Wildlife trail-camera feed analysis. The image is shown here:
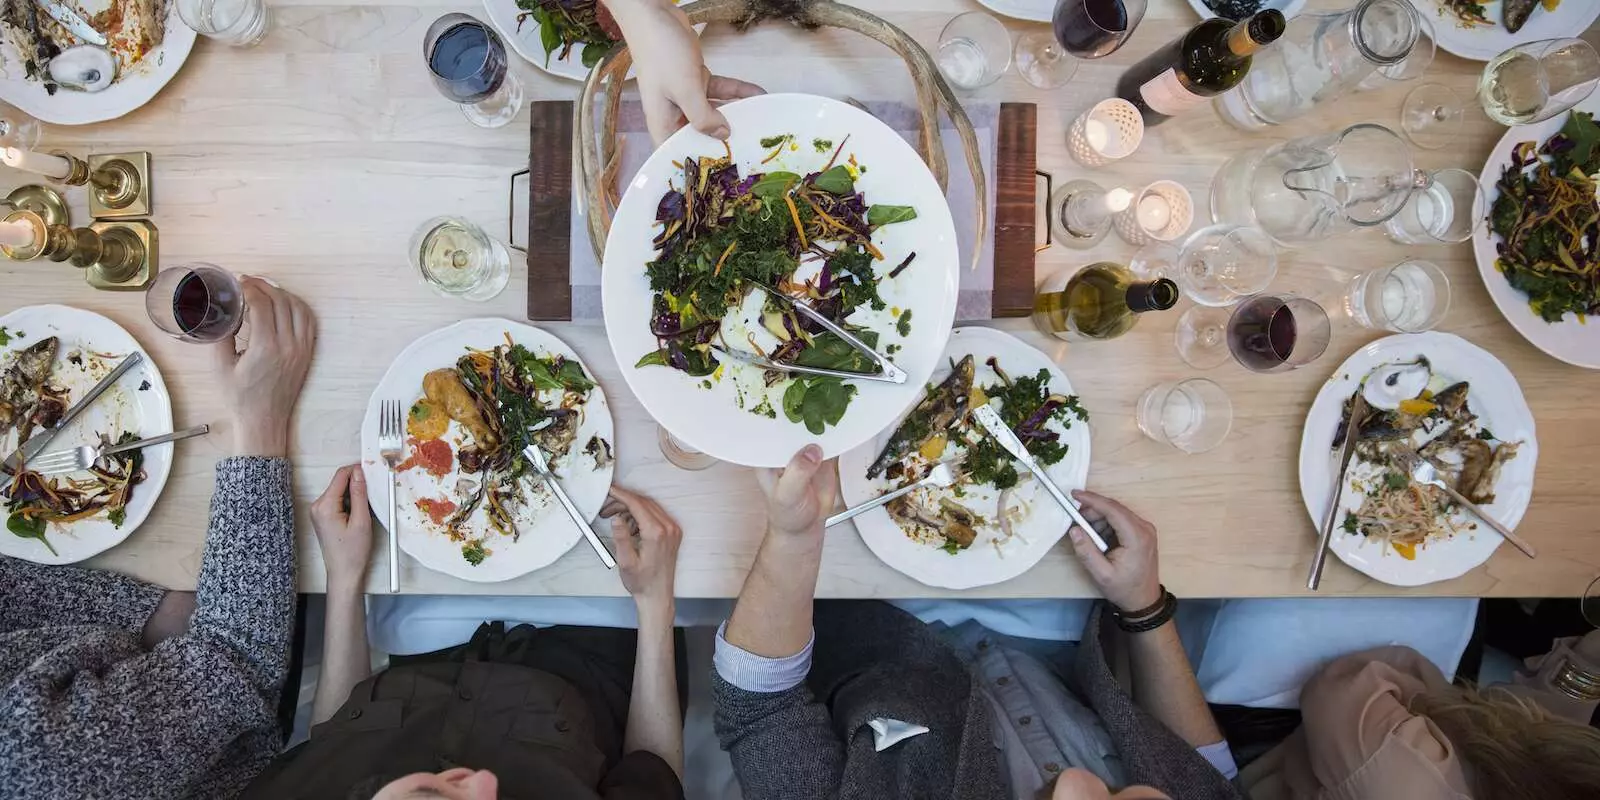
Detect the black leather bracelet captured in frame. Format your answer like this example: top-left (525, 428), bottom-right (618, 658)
top-left (1114, 585), bottom-right (1169, 621)
top-left (1113, 589), bottom-right (1177, 634)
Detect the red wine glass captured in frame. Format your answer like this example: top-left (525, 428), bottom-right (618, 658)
top-left (146, 263), bottom-right (246, 345)
top-left (1225, 294), bottom-right (1331, 374)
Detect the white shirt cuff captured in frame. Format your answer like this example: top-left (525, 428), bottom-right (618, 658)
top-left (713, 621), bottom-right (815, 693)
top-left (1196, 740), bottom-right (1238, 780)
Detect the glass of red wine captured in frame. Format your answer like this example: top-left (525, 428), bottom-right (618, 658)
top-left (146, 264), bottom-right (246, 345)
top-left (424, 13), bottom-right (524, 128)
top-left (1226, 294), bottom-right (1332, 374)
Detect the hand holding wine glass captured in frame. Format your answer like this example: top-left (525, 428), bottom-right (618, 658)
top-left (212, 278), bottom-right (317, 458)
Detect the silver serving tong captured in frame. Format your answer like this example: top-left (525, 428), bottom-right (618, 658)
top-left (710, 286), bottom-right (908, 384)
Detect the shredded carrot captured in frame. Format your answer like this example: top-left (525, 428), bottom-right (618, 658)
top-left (712, 241), bottom-right (737, 276)
top-left (823, 134), bottom-right (851, 172)
top-left (48, 507), bottom-right (105, 524)
top-left (503, 330), bottom-right (514, 348)
top-left (784, 194), bottom-right (809, 249)
top-left (671, 160), bottom-right (683, 169)
top-left (761, 146), bottom-right (784, 165)
top-left (722, 139), bottom-right (733, 162)
top-left (864, 240), bottom-right (884, 261)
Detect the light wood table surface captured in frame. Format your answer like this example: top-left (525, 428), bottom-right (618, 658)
top-left (3, 0), bottom-right (1597, 598)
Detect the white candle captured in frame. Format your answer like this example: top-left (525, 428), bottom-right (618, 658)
top-left (0, 218), bottom-right (35, 248)
top-left (1084, 118), bottom-right (1110, 152)
top-left (1, 147), bottom-right (71, 180)
top-left (1103, 187), bottom-right (1133, 213)
top-left (1137, 194), bottom-right (1172, 231)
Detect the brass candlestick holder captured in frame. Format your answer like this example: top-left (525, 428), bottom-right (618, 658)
top-left (0, 186), bottom-right (158, 290)
top-left (48, 150), bottom-right (153, 219)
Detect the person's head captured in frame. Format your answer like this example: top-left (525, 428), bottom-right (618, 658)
top-left (371, 768), bottom-right (498, 800)
top-left (1045, 768), bottom-right (1171, 800)
top-left (1411, 686), bottom-right (1600, 800)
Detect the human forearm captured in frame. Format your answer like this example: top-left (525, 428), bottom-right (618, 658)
top-left (725, 534), bottom-right (822, 658)
top-left (0, 557), bottom-right (164, 633)
top-left (624, 600), bottom-right (683, 776)
top-left (311, 581), bottom-right (370, 724)
top-left (1125, 620), bottom-right (1224, 748)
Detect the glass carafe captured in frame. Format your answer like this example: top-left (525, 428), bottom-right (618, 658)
top-left (1210, 123), bottom-right (1423, 247)
top-left (1215, 0), bottom-right (1420, 130)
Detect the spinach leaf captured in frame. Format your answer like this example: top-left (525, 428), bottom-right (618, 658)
top-left (7, 513), bottom-right (56, 556)
top-left (782, 379), bottom-right (809, 423)
top-left (636, 349), bottom-right (670, 368)
top-left (867, 205), bottom-right (918, 227)
top-left (811, 165), bottom-right (854, 196)
top-left (751, 172), bottom-right (800, 199)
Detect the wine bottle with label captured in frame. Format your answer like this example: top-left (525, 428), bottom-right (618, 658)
top-left (1115, 9), bottom-right (1286, 127)
top-left (1032, 263), bottom-right (1180, 342)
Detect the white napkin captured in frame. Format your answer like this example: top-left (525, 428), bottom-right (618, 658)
top-left (867, 717), bottom-right (930, 752)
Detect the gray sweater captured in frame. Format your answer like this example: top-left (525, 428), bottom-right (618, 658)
top-left (0, 457), bottom-right (296, 800)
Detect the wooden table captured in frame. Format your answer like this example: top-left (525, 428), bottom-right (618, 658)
top-left (4, 0), bottom-right (1597, 598)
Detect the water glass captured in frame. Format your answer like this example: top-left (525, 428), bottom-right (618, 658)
top-left (410, 216), bottom-right (511, 301)
top-left (1174, 224), bottom-right (1278, 307)
top-left (1478, 37), bottom-right (1600, 126)
top-left (425, 13), bottom-right (525, 128)
top-left (1137, 378), bottom-right (1232, 454)
top-left (1383, 168), bottom-right (1482, 245)
top-left (1344, 259), bottom-right (1450, 333)
top-left (146, 264), bottom-right (247, 344)
top-left (1227, 294), bottom-right (1331, 373)
top-left (177, 0), bottom-right (270, 47)
top-left (0, 102), bottom-right (40, 150)
top-left (937, 12), bottom-right (1012, 90)
top-left (658, 426), bottom-right (717, 470)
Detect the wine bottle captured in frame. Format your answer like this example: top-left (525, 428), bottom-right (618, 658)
top-left (1115, 9), bottom-right (1286, 127)
top-left (1032, 263), bottom-right (1179, 342)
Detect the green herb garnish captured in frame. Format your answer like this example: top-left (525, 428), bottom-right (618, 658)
top-left (6, 513), bottom-right (55, 555)
top-left (462, 540), bottom-right (487, 566)
top-left (813, 138), bottom-right (833, 153)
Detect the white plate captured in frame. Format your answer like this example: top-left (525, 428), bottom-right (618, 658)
top-left (974, 0), bottom-right (1052, 23)
top-left (1408, 0), bottom-right (1600, 62)
top-left (837, 327), bottom-right (1090, 590)
top-left (600, 93), bottom-right (960, 468)
top-left (1297, 332), bottom-right (1538, 587)
top-left (359, 319), bottom-right (615, 583)
top-left (481, 0), bottom-right (695, 80)
top-left (1185, 0), bottom-right (1308, 20)
top-left (0, 305), bottom-right (173, 564)
top-left (0, 12), bottom-right (197, 125)
top-left (1472, 91), bottom-right (1600, 369)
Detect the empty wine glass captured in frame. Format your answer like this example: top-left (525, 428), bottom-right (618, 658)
top-left (1226, 294), bottom-right (1331, 374)
top-left (146, 264), bottom-right (247, 344)
top-left (424, 13), bottom-right (525, 128)
top-left (1174, 224), bottom-right (1278, 307)
top-left (1136, 378), bottom-right (1232, 454)
top-left (1400, 83), bottom-right (1465, 150)
top-left (1383, 168), bottom-right (1482, 245)
top-left (1130, 240), bottom-right (1179, 281)
top-left (1479, 37), bottom-right (1600, 126)
top-left (937, 12), bottom-right (1013, 90)
top-left (1174, 305), bottom-right (1231, 370)
top-left (0, 102), bottom-right (40, 150)
top-left (1343, 259), bottom-right (1451, 333)
top-left (1016, 29), bottom-right (1079, 89)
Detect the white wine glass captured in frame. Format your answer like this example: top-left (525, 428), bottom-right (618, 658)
top-left (1478, 37), bottom-right (1600, 126)
top-left (409, 216), bottom-right (511, 301)
top-left (1173, 224), bottom-right (1278, 308)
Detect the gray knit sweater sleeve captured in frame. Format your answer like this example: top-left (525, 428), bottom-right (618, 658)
top-left (0, 456), bottom-right (296, 800)
top-left (711, 674), bottom-right (847, 798)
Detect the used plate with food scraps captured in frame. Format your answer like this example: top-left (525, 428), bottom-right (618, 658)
top-left (1298, 331), bottom-right (1537, 587)
top-left (838, 327), bottom-right (1091, 590)
top-left (0, 0), bottom-right (196, 124)
top-left (601, 93), bottom-right (959, 468)
top-left (1412, 0), bottom-right (1600, 61)
top-left (359, 319), bottom-right (615, 583)
top-left (0, 305), bottom-right (172, 564)
top-left (1473, 96), bottom-right (1600, 368)
top-left (481, 0), bottom-right (694, 80)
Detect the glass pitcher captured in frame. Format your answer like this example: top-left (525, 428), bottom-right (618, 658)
top-left (1210, 123), bottom-right (1423, 247)
top-left (1215, 0), bottom-right (1420, 130)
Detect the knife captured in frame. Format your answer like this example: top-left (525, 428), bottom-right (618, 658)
top-left (35, 0), bottom-right (107, 46)
top-left (971, 404), bottom-right (1110, 553)
top-left (1308, 391), bottom-right (1367, 590)
top-left (2, 350), bottom-right (143, 474)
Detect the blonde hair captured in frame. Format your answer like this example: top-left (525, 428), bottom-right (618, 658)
top-left (1409, 685), bottom-right (1600, 800)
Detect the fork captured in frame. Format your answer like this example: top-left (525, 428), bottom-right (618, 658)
top-left (826, 462), bottom-right (957, 528)
top-left (378, 399), bottom-right (404, 593)
top-left (30, 425), bottom-right (210, 476)
top-left (522, 438), bottom-right (617, 569)
top-left (1394, 445), bottom-right (1538, 559)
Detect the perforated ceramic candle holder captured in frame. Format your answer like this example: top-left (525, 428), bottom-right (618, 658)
top-left (1114, 180), bottom-right (1193, 246)
top-left (1069, 98), bottom-right (1144, 168)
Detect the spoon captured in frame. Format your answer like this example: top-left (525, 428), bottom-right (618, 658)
top-left (1404, 452), bottom-right (1537, 559)
top-left (827, 462), bottom-right (956, 528)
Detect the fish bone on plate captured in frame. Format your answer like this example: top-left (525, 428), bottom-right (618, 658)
top-left (0, 305), bottom-right (172, 564)
top-left (360, 319), bottom-right (615, 584)
top-left (1298, 332), bottom-right (1537, 587)
top-left (838, 327), bottom-right (1090, 590)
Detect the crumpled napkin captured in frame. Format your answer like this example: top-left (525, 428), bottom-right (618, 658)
top-left (867, 717), bottom-right (930, 752)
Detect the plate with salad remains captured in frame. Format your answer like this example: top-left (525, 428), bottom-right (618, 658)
top-left (0, 0), bottom-right (196, 125)
top-left (360, 319), bottom-right (615, 583)
top-left (1298, 332), bottom-right (1537, 587)
top-left (483, 0), bottom-right (694, 80)
top-left (1473, 97), bottom-right (1600, 368)
top-left (837, 327), bottom-right (1091, 590)
top-left (1416, 0), bottom-right (1600, 62)
top-left (0, 305), bottom-right (172, 564)
top-left (600, 92), bottom-right (960, 468)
